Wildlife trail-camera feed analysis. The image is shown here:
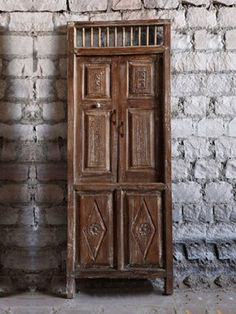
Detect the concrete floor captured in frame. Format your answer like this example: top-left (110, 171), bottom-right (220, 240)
top-left (0, 282), bottom-right (235, 314)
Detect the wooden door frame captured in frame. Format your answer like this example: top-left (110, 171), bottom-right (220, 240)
top-left (67, 20), bottom-right (172, 298)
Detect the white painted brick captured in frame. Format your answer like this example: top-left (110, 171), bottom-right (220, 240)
top-left (5, 59), bottom-right (33, 77)
top-left (219, 8), bottom-right (236, 28)
top-left (215, 137), bottom-right (236, 161)
top-left (225, 159), bottom-right (236, 179)
top-left (0, 0), bottom-right (33, 11)
top-left (172, 140), bottom-right (181, 158)
top-left (205, 182), bottom-right (233, 203)
top-left (53, 13), bottom-right (89, 32)
top-left (42, 102), bottom-right (65, 121)
top-left (0, 102), bottom-right (22, 121)
top-left (36, 59), bottom-right (58, 77)
top-left (33, 0), bottom-right (67, 11)
top-left (184, 96), bottom-right (208, 116)
top-left (156, 10), bottom-right (186, 29)
top-left (172, 118), bottom-right (193, 138)
top-left (215, 97), bottom-right (236, 116)
top-left (195, 30), bottom-right (223, 50)
top-left (204, 74), bottom-right (232, 97)
top-left (172, 159), bottom-right (189, 180)
top-left (197, 118), bottom-right (224, 137)
top-left (188, 8), bottom-right (217, 28)
top-left (171, 97), bottom-right (180, 115)
top-left (112, 0), bottom-right (142, 10)
top-left (172, 52), bottom-right (207, 72)
top-left (143, 0), bottom-right (179, 9)
top-left (36, 35), bottom-right (66, 56)
top-left (226, 30), bottom-right (236, 50)
top-left (7, 79), bottom-right (34, 99)
top-left (123, 10), bottom-right (157, 20)
top-left (9, 12), bottom-right (53, 31)
top-left (206, 52), bottom-right (236, 72)
top-left (0, 80), bottom-right (6, 99)
top-left (173, 182), bottom-right (202, 203)
top-left (172, 74), bottom-right (202, 96)
top-left (172, 31), bottom-right (192, 50)
top-left (184, 137), bottom-right (211, 160)
top-left (0, 123), bottom-right (33, 140)
top-left (90, 12), bottom-right (122, 21)
top-left (183, 0), bottom-right (210, 5)
top-left (69, 0), bottom-right (108, 12)
top-left (36, 79), bottom-right (55, 99)
top-left (36, 123), bottom-right (67, 140)
top-left (194, 159), bottom-right (220, 179)
top-left (0, 36), bottom-right (33, 56)
top-left (228, 118), bottom-right (236, 137)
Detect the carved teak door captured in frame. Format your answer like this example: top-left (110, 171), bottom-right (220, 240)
top-left (67, 20), bottom-right (172, 298)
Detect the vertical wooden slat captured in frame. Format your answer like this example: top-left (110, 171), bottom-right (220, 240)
top-left (154, 26), bottom-right (157, 45)
top-left (138, 26), bottom-right (141, 46)
top-left (98, 27), bottom-right (101, 47)
top-left (130, 26), bottom-right (133, 46)
top-left (106, 26), bottom-right (109, 47)
top-left (82, 27), bottom-right (85, 47)
top-left (122, 27), bottom-right (125, 46)
top-left (115, 26), bottom-right (117, 47)
top-left (90, 27), bottom-right (93, 47)
top-left (146, 25), bottom-right (149, 46)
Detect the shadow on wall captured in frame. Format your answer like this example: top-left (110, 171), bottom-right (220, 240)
top-left (0, 26), bottom-right (68, 293)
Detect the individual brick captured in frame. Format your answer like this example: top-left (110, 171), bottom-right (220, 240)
top-left (44, 206), bottom-right (67, 225)
top-left (35, 59), bottom-right (58, 77)
top-left (174, 222), bottom-right (206, 241)
top-left (0, 164), bottom-right (28, 181)
top-left (32, 0), bottom-right (67, 11)
top-left (184, 96), bottom-right (208, 116)
top-left (218, 8), bottom-right (236, 28)
top-left (156, 10), bottom-right (186, 29)
top-left (90, 12), bottom-right (121, 21)
top-left (36, 163), bottom-right (67, 181)
top-left (216, 242), bottom-right (236, 260)
top-left (42, 102), bottom-right (65, 121)
top-left (0, 141), bottom-right (19, 161)
top-left (35, 35), bottom-right (67, 56)
top-left (36, 123), bottom-right (67, 140)
top-left (172, 32), bottom-right (192, 50)
top-left (36, 79), bottom-right (55, 100)
top-left (228, 118), bottom-right (236, 137)
top-left (0, 102), bottom-right (22, 121)
top-left (194, 159), bottom-right (220, 179)
top-left (123, 10), bottom-right (157, 20)
top-left (187, 8), bottom-right (217, 28)
top-left (143, 0), bottom-right (179, 8)
top-left (9, 12), bottom-right (54, 31)
top-left (214, 204), bottom-right (232, 222)
top-left (0, 207), bottom-right (19, 225)
top-left (225, 159), bottom-right (236, 179)
top-left (0, 0), bottom-right (33, 11)
top-left (172, 159), bottom-right (189, 180)
top-left (112, 0), bottom-right (142, 10)
top-left (226, 30), bottom-right (236, 50)
top-left (215, 137), bottom-right (236, 161)
top-left (172, 52), bottom-right (207, 72)
top-left (0, 123), bottom-right (34, 141)
top-left (172, 182), bottom-right (202, 203)
top-left (0, 36), bottom-right (33, 55)
top-left (69, 0), bottom-right (108, 12)
top-left (206, 52), bottom-right (236, 72)
top-left (171, 74), bottom-right (202, 96)
top-left (204, 74), bottom-right (232, 97)
top-left (182, 204), bottom-right (201, 222)
top-left (53, 12), bottom-right (89, 32)
top-left (0, 184), bottom-right (30, 203)
top-left (215, 96), bottom-right (236, 116)
top-left (205, 182), bottom-right (233, 203)
top-left (5, 58), bottom-right (33, 77)
top-left (172, 118), bottom-right (193, 138)
top-left (7, 79), bottom-right (34, 100)
top-left (195, 30), bottom-right (223, 50)
top-left (35, 184), bottom-right (64, 204)
top-left (184, 137), bottom-right (211, 160)
top-left (197, 118), bottom-right (224, 137)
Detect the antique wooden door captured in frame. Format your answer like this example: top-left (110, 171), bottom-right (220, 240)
top-left (67, 20), bottom-right (172, 299)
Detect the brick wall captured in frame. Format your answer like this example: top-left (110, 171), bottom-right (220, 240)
top-left (0, 0), bottom-right (235, 291)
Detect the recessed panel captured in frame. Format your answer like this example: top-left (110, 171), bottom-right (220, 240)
top-left (83, 63), bottom-right (111, 99)
top-left (83, 111), bottom-right (110, 172)
top-left (128, 61), bottom-right (154, 98)
top-left (128, 109), bottom-right (155, 170)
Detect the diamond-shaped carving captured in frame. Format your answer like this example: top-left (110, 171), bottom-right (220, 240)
top-left (131, 199), bottom-right (156, 259)
top-left (83, 200), bottom-right (107, 261)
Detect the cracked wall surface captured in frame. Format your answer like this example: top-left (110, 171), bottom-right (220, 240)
top-left (0, 0), bottom-right (235, 291)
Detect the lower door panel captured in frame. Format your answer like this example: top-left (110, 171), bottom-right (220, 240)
top-left (75, 191), bottom-right (114, 269)
top-left (122, 190), bottom-right (163, 269)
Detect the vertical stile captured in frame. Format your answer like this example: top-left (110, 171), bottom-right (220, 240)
top-left (130, 26), bottom-right (133, 46)
top-left (138, 26), bottom-right (141, 46)
top-left (90, 27), bottom-right (93, 47)
top-left (122, 27), bottom-right (125, 47)
top-left (154, 26), bottom-right (157, 46)
top-left (146, 26), bottom-right (149, 46)
top-left (98, 27), bottom-right (101, 47)
top-left (82, 27), bottom-right (85, 47)
top-left (115, 27), bottom-right (117, 47)
top-left (106, 26), bottom-right (109, 47)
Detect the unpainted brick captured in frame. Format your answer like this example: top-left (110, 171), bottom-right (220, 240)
top-left (0, 164), bottom-right (28, 181)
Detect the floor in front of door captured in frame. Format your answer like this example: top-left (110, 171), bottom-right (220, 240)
top-left (0, 280), bottom-right (235, 314)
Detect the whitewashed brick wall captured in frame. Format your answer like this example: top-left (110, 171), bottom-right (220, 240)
top-left (0, 0), bottom-right (235, 291)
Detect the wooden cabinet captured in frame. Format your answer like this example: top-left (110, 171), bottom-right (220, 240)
top-left (67, 20), bottom-right (172, 298)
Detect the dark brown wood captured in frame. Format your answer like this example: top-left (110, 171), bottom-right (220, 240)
top-left (67, 20), bottom-right (172, 298)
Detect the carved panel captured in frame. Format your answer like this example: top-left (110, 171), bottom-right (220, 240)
top-left (83, 110), bottom-right (110, 172)
top-left (77, 192), bottom-right (114, 268)
top-left (128, 61), bottom-right (154, 98)
top-left (83, 63), bottom-right (110, 99)
top-left (124, 192), bottom-right (162, 268)
top-left (128, 109), bottom-right (155, 169)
